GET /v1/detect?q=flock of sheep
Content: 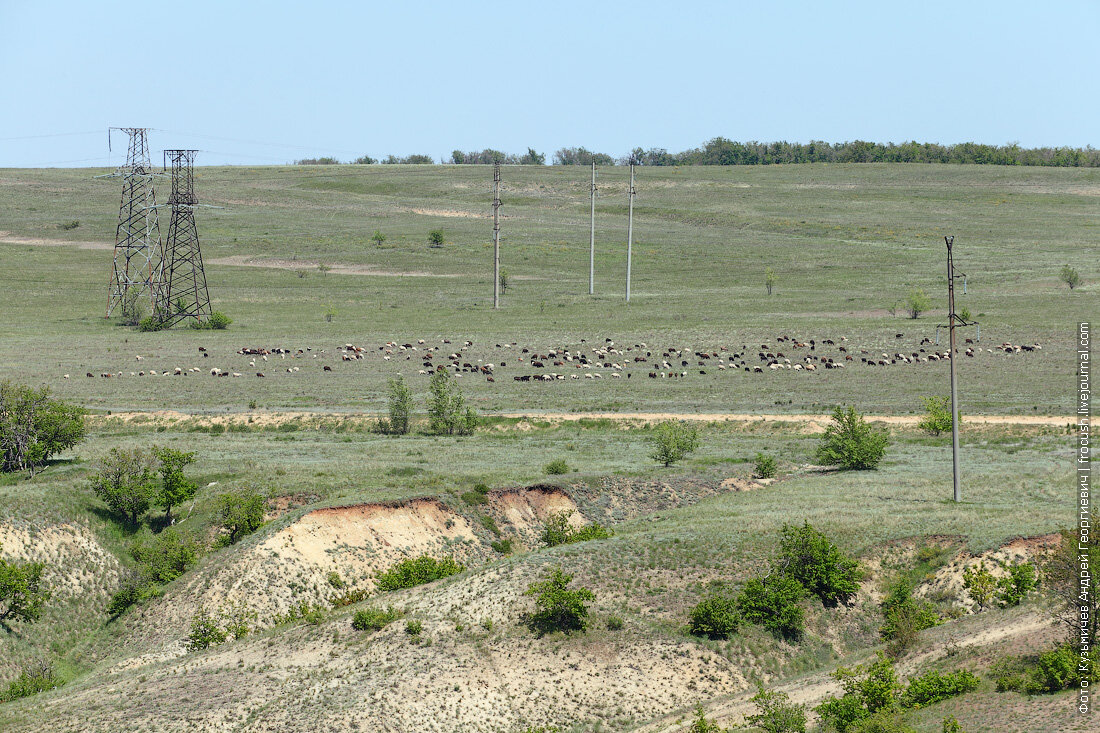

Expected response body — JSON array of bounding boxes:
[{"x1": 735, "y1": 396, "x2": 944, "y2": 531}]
[{"x1": 63, "y1": 335, "x2": 1042, "y2": 383}]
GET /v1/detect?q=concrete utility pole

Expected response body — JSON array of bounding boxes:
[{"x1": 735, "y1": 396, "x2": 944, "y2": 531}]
[
  {"x1": 589, "y1": 162, "x2": 596, "y2": 295},
  {"x1": 625, "y1": 164, "x2": 635, "y2": 302},
  {"x1": 492, "y1": 162, "x2": 501, "y2": 309},
  {"x1": 946, "y1": 236, "x2": 961, "y2": 502}
]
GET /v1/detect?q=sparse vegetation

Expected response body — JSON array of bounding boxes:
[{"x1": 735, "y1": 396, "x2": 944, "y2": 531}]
[
  {"x1": 538, "y1": 511, "x2": 612, "y2": 547},
  {"x1": 816, "y1": 406, "x2": 889, "y2": 470},
  {"x1": 917, "y1": 396, "x2": 956, "y2": 435},
  {"x1": 0, "y1": 662, "x2": 58, "y2": 702},
  {"x1": 649, "y1": 420, "x2": 701, "y2": 466},
  {"x1": 744, "y1": 685, "x2": 806, "y2": 733}
]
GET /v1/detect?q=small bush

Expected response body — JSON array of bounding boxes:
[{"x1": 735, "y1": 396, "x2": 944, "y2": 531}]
[
  {"x1": 187, "y1": 608, "x2": 228, "y2": 651},
  {"x1": 1060, "y1": 264, "x2": 1082, "y2": 290},
  {"x1": 996, "y1": 561, "x2": 1037, "y2": 607},
  {"x1": 687, "y1": 705, "x2": 726, "y2": 733},
  {"x1": 0, "y1": 547, "x2": 49, "y2": 624},
  {"x1": 816, "y1": 406, "x2": 889, "y2": 470},
  {"x1": 689, "y1": 594, "x2": 740, "y2": 639},
  {"x1": 816, "y1": 654, "x2": 903, "y2": 733},
  {"x1": 649, "y1": 420, "x2": 701, "y2": 466},
  {"x1": 0, "y1": 663, "x2": 57, "y2": 702},
  {"x1": 405, "y1": 619, "x2": 422, "y2": 636},
  {"x1": 544, "y1": 459, "x2": 570, "y2": 475},
  {"x1": 738, "y1": 575, "x2": 806, "y2": 642},
  {"x1": 905, "y1": 288, "x2": 931, "y2": 319},
  {"x1": 351, "y1": 606, "x2": 401, "y2": 632},
  {"x1": 523, "y1": 567, "x2": 595, "y2": 636},
  {"x1": 490, "y1": 538, "x2": 514, "y2": 555},
  {"x1": 745, "y1": 685, "x2": 807, "y2": 733},
  {"x1": 326, "y1": 571, "x2": 345, "y2": 589},
  {"x1": 538, "y1": 511, "x2": 612, "y2": 547},
  {"x1": 753, "y1": 452, "x2": 778, "y2": 479},
  {"x1": 59, "y1": 220, "x2": 80, "y2": 230},
  {"x1": 208, "y1": 311, "x2": 231, "y2": 329},
  {"x1": 129, "y1": 527, "x2": 201, "y2": 583},
  {"x1": 606, "y1": 615, "x2": 624, "y2": 631},
  {"x1": 917, "y1": 396, "x2": 955, "y2": 435},
  {"x1": 428, "y1": 229, "x2": 445, "y2": 247},
  {"x1": 962, "y1": 561, "x2": 997, "y2": 611},
  {"x1": 901, "y1": 669, "x2": 979, "y2": 708},
  {"x1": 460, "y1": 490, "x2": 488, "y2": 505},
  {"x1": 880, "y1": 580, "x2": 941, "y2": 657},
  {"x1": 376, "y1": 556, "x2": 464, "y2": 592}
]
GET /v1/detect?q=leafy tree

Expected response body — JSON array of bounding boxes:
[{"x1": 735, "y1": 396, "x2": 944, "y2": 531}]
[
  {"x1": 427, "y1": 229, "x2": 445, "y2": 246},
  {"x1": 753, "y1": 452, "x2": 778, "y2": 478},
  {"x1": 376, "y1": 556, "x2": 464, "y2": 591},
  {"x1": 519, "y1": 147, "x2": 546, "y2": 165},
  {"x1": 0, "y1": 546, "x2": 49, "y2": 624},
  {"x1": 649, "y1": 420, "x2": 701, "y2": 466},
  {"x1": 523, "y1": 567, "x2": 595, "y2": 636},
  {"x1": 187, "y1": 607, "x2": 228, "y2": 651},
  {"x1": 216, "y1": 487, "x2": 266, "y2": 544},
  {"x1": 962, "y1": 561, "x2": 997, "y2": 611},
  {"x1": 815, "y1": 654, "x2": 903, "y2": 732},
  {"x1": 778, "y1": 522, "x2": 861, "y2": 605},
  {"x1": 0, "y1": 382, "x2": 86, "y2": 474},
  {"x1": 689, "y1": 593, "x2": 740, "y2": 639},
  {"x1": 499, "y1": 268, "x2": 510, "y2": 295},
  {"x1": 1060, "y1": 264, "x2": 1082, "y2": 289},
  {"x1": 353, "y1": 154, "x2": 377, "y2": 165},
  {"x1": 816, "y1": 406, "x2": 889, "y2": 470},
  {"x1": 426, "y1": 370, "x2": 477, "y2": 435},
  {"x1": 744, "y1": 686, "x2": 807, "y2": 733},
  {"x1": 917, "y1": 396, "x2": 955, "y2": 435},
  {"x1": 879, "y1": 578, "x2": 941, "y2": 656},
  {"x1": 151, "y1": 446, "x2": 197, "y2": 521},
  {"x1": 90, "y1": 447, "x2": 158, "y2": 525},
  {"x1": 765, "y1": 267, "x2": 777, "y2": 296},
  {"x1": 378, "y1": 376, "x2": 413, "y2": 435},
  {"x1": 904, "y1": 288, "x2": 931, "y2": 319},
  {"x1": 738, "y1": 574, "x2": 806, "y2": 641},
  {"x1": 371, "y1": 230, "x2": 387, "y2": 247}
]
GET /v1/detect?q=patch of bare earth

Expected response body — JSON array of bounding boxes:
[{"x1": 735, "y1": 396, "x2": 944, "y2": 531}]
[
  {"x1": 487, "y1": 484, "x2": 581, "y2": 546},
  {"x1": 0, "y1": 230, "x2": 112, "y2": 250}
]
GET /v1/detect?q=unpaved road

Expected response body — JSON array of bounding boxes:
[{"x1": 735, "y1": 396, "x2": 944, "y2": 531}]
[{"x1": 88, "y1": 409, "x2": 1075, "y2": 429}]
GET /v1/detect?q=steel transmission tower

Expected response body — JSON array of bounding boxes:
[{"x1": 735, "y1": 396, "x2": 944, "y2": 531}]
[
  {"x1": 106, "y1": 128, "x2": 162, "y2": 318},
  {"x1": 155, "y1": 150, "x2": 211, "y2": 326}
]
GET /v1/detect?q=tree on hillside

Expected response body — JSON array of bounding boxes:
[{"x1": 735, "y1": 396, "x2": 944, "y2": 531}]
[
  {"x1": 815, "y1": 406, "x2": 888, "y2": 470},
  {"x1": 152, "y1": 446, "x2": 198, "y2": 522},
  {"x1": 523, "y1": 567, "x2": 595, "y2": 636},
  {"x1": 649, "y1": 420, "x2": 701, "y2": 466},
  {"x1": 90, "y1": 448, "x2": 158, "y2": 526},
  {"x1": 0, "y1": 382, "x2": 86, "y2": 475},
  {"x1": 216, "y1": 487, "x2": 266, "y2": 545},
  {"x1": 378, "y1": 376, "x2": 413, "y2": 435},
  {"x1": 778, "y1": 521, "x2": 861, "y2": 605},
  {"x1": 0, "y1": 546, "x2": 49, "y2": 625},
  {"x1": 904, "y1": 288, "x2": 931, "y2": 319},
  {"x1": 519, "y1": 148, "x2": 546, "y2": 165}
]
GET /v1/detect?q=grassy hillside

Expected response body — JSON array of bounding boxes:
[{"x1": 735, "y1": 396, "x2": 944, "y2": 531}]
[{"x1": 0, "y1": 163, "x2": 1096, "y2": 414}]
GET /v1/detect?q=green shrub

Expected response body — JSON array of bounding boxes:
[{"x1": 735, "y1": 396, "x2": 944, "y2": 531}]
[
  {"x1": 427, "y1": 370, "x2": 477, "y2": 435},
  {"x1": 129, "y1": 527, "x2": 201, "y2": 583},
  {"x1": 187, "y1": 608, "x2": 228, "y2": 651},
  {"x1": 490, "y1": 538, "x2": 514, "y2": 555},
  {"x1": 377, "y1": 376, "x2": 413, "y2": 435},
  {"x1": 738, "y1": 575, "x2": 806, "y2": 642},
  {"x1": 538, "y1": 511, "x2": 612, "y2": 547},
  {"x1": 478, "y1": 514, "x2": 500, "y2": 535},
  {"x1": 151, "y1": 446, "x2": 197, "y2": 521},
  {"x1": 744, "y1": 685, "x2": 807, "y2": 733},
  {"x1": 778, "y1": 521, "x2": 861, "y2": 605},
  {"x1": 880, "y1": 578, "x2": 941, "y2": 654},
  {"x1": 326, "y1": 571, "x2": 345, "y2": 589},
  {"x1": 689, "y1": 594, "x2": 740, "y2": 639},
  {"x1": 606, "y1": 615, "x2": 624, "y2": 630},
  {"x1": 901, "y1": 669, "x2": 979, "y2": 708},
  {"x1": 0, "y1": 663, "x2": 58, "y2": 702},
  {"x1": 962, "y1": 561, "x2": 997, "y2": 611},
  {"x1": 216, "y1": 487, "x2": 266, "y2": 544},
  {"x1": 460, "y1": 490, "x2": 488, "y2": 505},
  {"x1": 405, "y1": 619, "x2": 422, "y2": 636},
  {"x1": 523, "y1": 567, "x2": 595, "y2": 636},
  {"x1": 0, "y1": 548, "x2": 48, "y2": 624},
  {"x1": 330, "y1": 588, "x2": 368, "y2": 608},
  {"x1": 1030, "y1": 645, "x2": 1079, "y2": 693},
  {"x1": 208, "y1": 311, "x2": 232, "y2": 329},
  {"x1": 376, "y1": 556, "x2": 465, "y2": 592},
  {"x1": 649, "y1": 420, "x2": 701, "y2": 466},
  {"x1": 816, "y1": 654, "x2": 903, "y2": 733},
  {"x1": 544, "y1": 459, "x2": 570, "y2": 475},
  {"x1": 996, "y1": 561, "x2": 1037, "y2": 607},
  {"x1": 351, "y1": 606, "x2": 401, "y2": 632},
  {"x1": 904, "y1": 288, "x2": 931, "y2": 319},
  {"x1": 137, "y1": 315, "x2": 166, "y2": 332},
  {"x1": 687, "y1": 704, "x2": 726, "y2": 733},
  {"x1": 427, "y1": 229, "x2": 445, "y2": 247},
  {"x1": 1060, "y1": 264, "x2": 1082, "y2": 290},
  {"x1": 816, "y1": 406, "x2": 889, "y2": 470},
  {"x1": 917, "y1": 396, "x2": 955, "y2": 435},
  {"x1": 0, "y1": 382, "x2": 86, "y2": 475},
  {"x1": 753, "y1": 452, "x2": 779, "y2": 479},
  {"x1": 106, "y1": 577, "x2": 144, "y2": 616}
]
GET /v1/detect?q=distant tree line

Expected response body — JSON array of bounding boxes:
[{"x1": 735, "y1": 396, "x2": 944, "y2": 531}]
[{"x1": 296, "y1": 138, "x2": 1100, "y2": 167}]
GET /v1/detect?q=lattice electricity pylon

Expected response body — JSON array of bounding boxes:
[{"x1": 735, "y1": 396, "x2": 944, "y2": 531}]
[
  {"x1": 154, "y1": 150, "x2": 211, "y2": 327},
  {"x1": 106, "y1": 128, "x2": 162, "y2": 318}
]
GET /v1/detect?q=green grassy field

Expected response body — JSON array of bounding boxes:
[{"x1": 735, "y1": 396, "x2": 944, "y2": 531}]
[{"x1": 0, "y1": 163, "x2": 1095, "y2": 415}]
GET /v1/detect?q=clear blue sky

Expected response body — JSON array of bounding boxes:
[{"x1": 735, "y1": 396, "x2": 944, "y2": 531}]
[{"x1": 1, "y1": 0, "x2": 1096, "y2": 167}]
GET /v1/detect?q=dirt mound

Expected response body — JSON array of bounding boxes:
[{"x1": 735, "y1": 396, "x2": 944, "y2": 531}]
[{"x1": 488, "y1": 484, "x2": 581, "y2": 544}]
